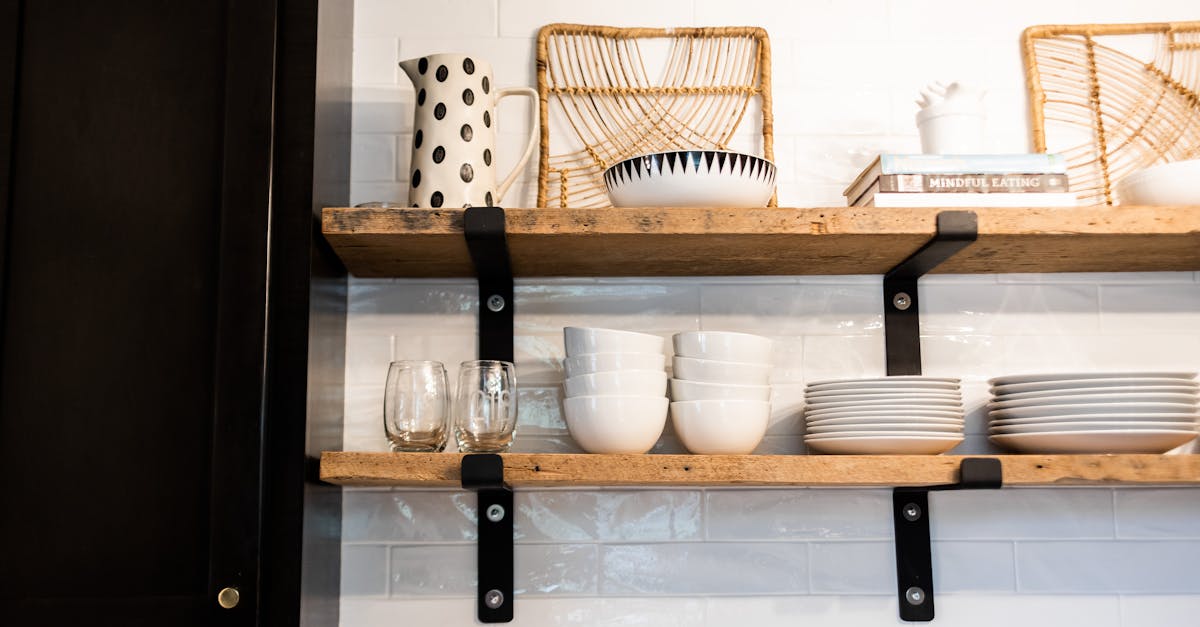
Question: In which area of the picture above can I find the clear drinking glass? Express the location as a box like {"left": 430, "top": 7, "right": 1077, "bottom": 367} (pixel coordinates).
{"left": 453, "top": 360, "right": 518, "bottom": 452}
{"left": 383, "top": 360, "right": 449, "bottom": 452}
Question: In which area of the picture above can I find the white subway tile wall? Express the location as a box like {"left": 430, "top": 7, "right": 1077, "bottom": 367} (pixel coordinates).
{"left": 344, "top": 0, "right": 1200, "bottom": 624}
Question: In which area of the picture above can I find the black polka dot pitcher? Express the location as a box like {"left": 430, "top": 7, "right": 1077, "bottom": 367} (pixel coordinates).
{"left": 400, "top": 54, "right": 539, "bottom": 208}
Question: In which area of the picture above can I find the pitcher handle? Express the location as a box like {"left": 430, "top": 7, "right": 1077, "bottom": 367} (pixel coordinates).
{"left": 494, "top": 86, "right": 540, "bottom": 204}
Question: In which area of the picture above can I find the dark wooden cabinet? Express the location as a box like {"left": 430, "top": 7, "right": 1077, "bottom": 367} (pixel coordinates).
{"left": 0, "top": 1, "right": 350, "bottom": 625}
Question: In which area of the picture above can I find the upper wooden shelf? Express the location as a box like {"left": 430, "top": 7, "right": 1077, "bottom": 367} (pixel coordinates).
{"left": 320, "top": 452, "right": 1200, "bottom": 487}
{"left": 321, "top": 206, "right": 1200, "bottom": 277}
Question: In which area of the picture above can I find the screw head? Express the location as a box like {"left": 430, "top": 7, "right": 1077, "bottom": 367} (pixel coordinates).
{"left": 902, "top": 502, "right": 922, "bottom": 522}
{"left": 486, "top": 294, "right": 506, "bottom": 312}
{"left": 484, "top": 589, "right": 505, "bottom": 609}
{"left": 217, "top": 587, "right": 240, "bottom": 609}
{"left": 893, "top": 292, "right": 912, "bottom": 310}
{"left": 486, "top": 503, "right": 506, "bottom": 522}
{"left": 905, "top": 586, "right": 926, "bottom": 605}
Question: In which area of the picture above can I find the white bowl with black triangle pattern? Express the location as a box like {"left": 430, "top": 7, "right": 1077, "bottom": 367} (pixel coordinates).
{"left": 603, "top": 150, "right": 776, "bottom": 208}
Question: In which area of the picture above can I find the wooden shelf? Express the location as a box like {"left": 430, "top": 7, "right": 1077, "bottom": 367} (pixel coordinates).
{"left": 320, "top": 452, "right": 1200, "bottom": 487}
{"left": 322, "top": 206, "right": 1200, "bottom": 277}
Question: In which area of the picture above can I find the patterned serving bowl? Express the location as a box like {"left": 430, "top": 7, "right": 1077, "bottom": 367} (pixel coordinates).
{"left": 603, "top": 150, "right": 776, "bottom": 208}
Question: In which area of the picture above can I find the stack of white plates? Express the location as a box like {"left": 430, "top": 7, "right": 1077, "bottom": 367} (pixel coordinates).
{"left": 803, "top": 377, "right": 964, "bottom": 454}
{"left": 987, "top": 372, "right": 1200, "bottom": 453}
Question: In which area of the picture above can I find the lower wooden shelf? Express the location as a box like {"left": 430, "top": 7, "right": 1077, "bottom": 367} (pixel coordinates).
{"left": 320, "top": 451, "right": 1200, "bottom": 487}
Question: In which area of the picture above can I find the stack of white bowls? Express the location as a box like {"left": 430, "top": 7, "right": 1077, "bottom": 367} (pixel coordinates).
{"left": 669, "top": 331, "right": 773, "bottom": 454}
{"left": 987, "top": 372, "right": 1200, "bottom": 453}
{"left": 561, "top": 327, "right": 669, "bottom": 454}
{"left": 803, "top": 376, "right": 965, "bottom": 454}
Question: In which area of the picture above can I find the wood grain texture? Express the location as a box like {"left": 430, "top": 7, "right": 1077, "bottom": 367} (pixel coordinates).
{"left": 320, "top": 452, "right": 1200, "bottom": 487}
{"left": 321, "top": 206, "right": 1200, "bottom": 277}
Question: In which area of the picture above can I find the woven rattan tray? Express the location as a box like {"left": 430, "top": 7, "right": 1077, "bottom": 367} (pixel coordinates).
{"left": 536, "top": 24, "right": 774, "bottom": 208}
{"left": 1023, "top": 21, "right": 1200, "bottom": 205}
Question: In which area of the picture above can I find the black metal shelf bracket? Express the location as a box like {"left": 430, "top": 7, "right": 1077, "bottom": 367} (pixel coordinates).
{"left": 884, "top": 211, "right": 978, "bottom": 376}
{"left": 462, "top": 454, "right": 514, "bottom": 623}
{"left": 893, "top": 457, "right": 1002, "bottom": 622}
{"left": 464, "top": 206, "right": 514, "bottom": 363}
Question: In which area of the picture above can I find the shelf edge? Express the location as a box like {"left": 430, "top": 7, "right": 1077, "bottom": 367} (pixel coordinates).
{"left": 320, "top": 451, "right": 1200, "bottom": 487}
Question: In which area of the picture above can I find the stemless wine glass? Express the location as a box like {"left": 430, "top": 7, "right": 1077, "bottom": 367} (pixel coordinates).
{"left": 383, "top": 360, "right": 449, "bottom": 452}
{"left": 453, "top": 360, "right": 518, "bottom": 452}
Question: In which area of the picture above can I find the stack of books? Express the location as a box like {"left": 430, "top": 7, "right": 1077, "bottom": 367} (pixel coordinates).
{"left": 844, "top": 154, "right": 1077, "bottom": 207}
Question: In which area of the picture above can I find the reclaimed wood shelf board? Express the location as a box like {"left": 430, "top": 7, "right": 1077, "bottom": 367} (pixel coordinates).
{"left": 321, "top": 206, "right": 1200, "bottom": 277}
{"left": 320, "top": 452, "right": 1200, "bottom": 487}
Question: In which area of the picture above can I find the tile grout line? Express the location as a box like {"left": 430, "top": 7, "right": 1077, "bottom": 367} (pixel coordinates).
{"left": 1110, "top": 488, "right": 1120, "bottom": 539}
{"left": 1010, "top": 539, "right": 1020, "bottom": 595}
{"left": 383, "top": 543, "right": 393, "bottom": 598}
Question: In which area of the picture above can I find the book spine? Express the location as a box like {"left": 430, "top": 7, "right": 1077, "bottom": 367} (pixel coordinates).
{"left": 879, "top": 154, "right": 1068, "bottom": 174}
{"left": 878, "top": 173, "right": 1069, "bottom": 193}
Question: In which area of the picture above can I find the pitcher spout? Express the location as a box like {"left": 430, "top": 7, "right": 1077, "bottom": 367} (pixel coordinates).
{"left": 399, "top": 57, "right": 422, "bottom": 84}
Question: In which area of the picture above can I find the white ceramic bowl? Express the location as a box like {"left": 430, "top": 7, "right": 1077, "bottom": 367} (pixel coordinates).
{"left": 1117, "top": 159, "right": 1200, "bottom": 206}
{"left": 672, "top": 356, "right": 771, "bottom": 385}
{"left": 563, "top": 396, "right": 669, "bottom": 454}
{"left": 670, "top": 400, "right": 771, "bottom": 454}
{"left": 672, "top": 331, "right": 772, "bottom": 363}
{"left": 564, "top": 327, "right": 664, "bottom": 357}
{"left": 603, "top": 150, "right": 776, "bottom": 208}
{"left": 670, "top": 378, "right": 771, "bottom": 402}
{"left": 564, "top": 370, "right": 668, "bottom": 398}
{"left": 563, "top": 352, "right": 665, "bottom": 378}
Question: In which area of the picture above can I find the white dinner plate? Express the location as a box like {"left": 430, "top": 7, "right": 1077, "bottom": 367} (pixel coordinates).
{"left": 805, "top": 435, "right": 963, "bottom": 455}
{"left": 989, "top": 402, "right": 1197, "bottom": 420}
{"left": 807, "top": 415, "right": 965, "bottom": 427}
{"left": 806, "top": 397, "right": 963, "bottom": 410}
{"left": 807, "top": 393, "right": 962, "bottom": 405}
{"left": 989, "top": 429, "right": 1198, "bottom": 454}
{"left": 992, "top": 377, "right": 1199, "bottom": 396}
{"left": 806, "top": 378, "right": 959, "bottom": 392}
{"left": 807, "top": 376, "right": 959, "bottom": 386}
{"left": 805, "top": 405, "right": 964, "bottom": 420}
{"left": 993, "top": 385, "right": 1200, "bottom": 402}
{"left": 989, "top": 372, "right": 1196, "bottom": 386}
{"left": 807, "top": 422, "right": 962, "bottom": 434}
{"left": 988, "top": 420, "right": 1199, "bottom": 434}
{"left": 989, "top": 412, "right": 1198, "bottom": 426}
{"left": 804, "top": 407, "right": 964, "bottom": 420}
{"left": 805, "top": 430, "right": 964, "bottom": 440}
{"left": 806, "top": 387, "right": 961, "bottom": 398}
{"left": 988, "top": 392, "right": 1199, "bottom": 410}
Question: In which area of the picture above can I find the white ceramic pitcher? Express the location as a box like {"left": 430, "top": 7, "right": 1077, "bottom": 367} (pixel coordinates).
{"left": 400, "top": 53, "right": 539, "bottom": 208}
